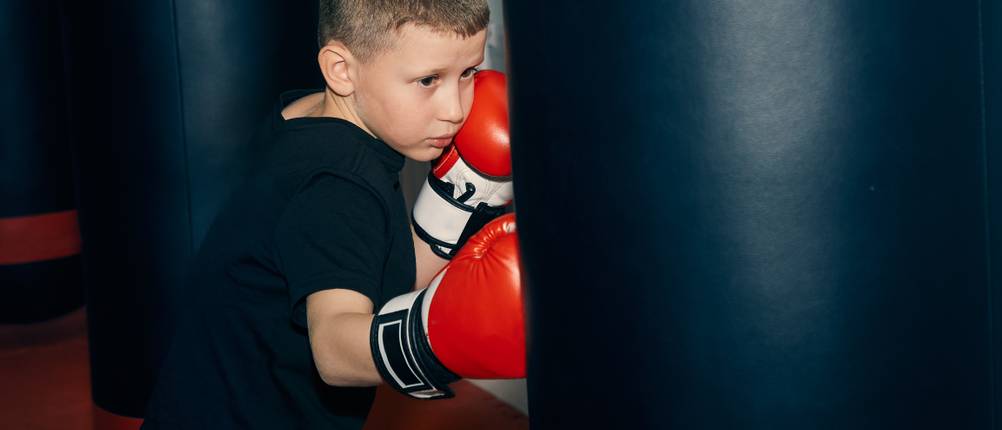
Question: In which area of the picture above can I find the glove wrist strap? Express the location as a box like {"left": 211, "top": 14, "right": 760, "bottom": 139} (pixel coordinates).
{"left": 370, "top": 289, "right": 460, "bottom": 399}
{"left": 412, "top": 174, "right": 509, "bottom": 260}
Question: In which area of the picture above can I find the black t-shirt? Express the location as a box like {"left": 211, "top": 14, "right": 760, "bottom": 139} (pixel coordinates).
{"left": 143, "top": 90, "right": 416, "bottom": 429}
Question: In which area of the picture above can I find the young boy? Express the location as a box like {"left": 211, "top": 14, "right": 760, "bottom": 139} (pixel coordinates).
{"left": 142, "top": 0, "right": 523, "bottom": 428}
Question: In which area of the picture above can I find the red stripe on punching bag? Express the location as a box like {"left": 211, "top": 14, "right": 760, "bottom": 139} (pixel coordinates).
{"left": 93, "top": 403, "right": 143, "bottom": 430}
{"left": 0, "top": 210, "right": 81, "bottom": 265}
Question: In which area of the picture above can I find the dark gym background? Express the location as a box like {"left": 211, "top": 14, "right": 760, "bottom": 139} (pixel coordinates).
{"left": 2, "top": 0, "right": 524, "bottom": 428}
{"left": 2, "top": 0, "right": 1000, "bottom": 429}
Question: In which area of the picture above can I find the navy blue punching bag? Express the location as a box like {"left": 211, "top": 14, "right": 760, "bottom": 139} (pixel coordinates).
{"left": 506, "top": 1, "right": 996, "bottom": 428}
{"left": 70, "top": 0, "right": 319, "bottom": 419}
{"left": 984, "top": 0, "right": 1002, "bottom": 424}
{"left": 0, "top": 1, "right": 83, "bottom": 324}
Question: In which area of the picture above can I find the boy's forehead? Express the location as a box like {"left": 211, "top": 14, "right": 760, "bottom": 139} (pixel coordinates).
{"left": 381, "top": 24, "right": 486, "bottom": 71}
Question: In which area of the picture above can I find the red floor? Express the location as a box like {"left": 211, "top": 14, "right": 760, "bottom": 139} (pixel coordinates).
{"left": 0, "top": 308, "right": 101, "bottom": 430}
{"left": 0, "top": 308, "right": 527, "bottom": 430}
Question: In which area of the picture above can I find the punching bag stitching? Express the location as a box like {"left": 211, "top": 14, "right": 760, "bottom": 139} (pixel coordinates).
{"left": 976, "top": 1, "right": 997, "bottom": 427}
{"left": 167, "top": 0, "right": 195, "bottom": 254}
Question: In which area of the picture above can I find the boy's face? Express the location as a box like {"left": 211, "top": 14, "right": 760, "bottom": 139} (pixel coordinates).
{"left": 352, "top": 24, "right": 487, "bottom": 162}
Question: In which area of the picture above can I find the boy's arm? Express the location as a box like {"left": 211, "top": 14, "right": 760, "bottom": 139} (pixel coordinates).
{"left": 305, "top": 228, "right": 449, "bottom": 387}
{"left": 302, "top": 199, "right": 486, "bottom": 388}
{"left": 413, "top": 226, "right": 449, "bottom": 290}
{"left": 305, "top": 228, "right": 506, "bottom": 387}
{"left": 306, "top": 288, "right": 380, "bottom": 386}
{"left": 308, "top": 216, "right": 525, "bottom": 394}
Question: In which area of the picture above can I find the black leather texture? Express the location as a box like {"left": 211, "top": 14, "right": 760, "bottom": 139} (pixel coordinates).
{"left": 69, "top": 0, "right": 320, "bottom": 416}
{"left": 506, "top": 1, "right": 995, "bottom": 427}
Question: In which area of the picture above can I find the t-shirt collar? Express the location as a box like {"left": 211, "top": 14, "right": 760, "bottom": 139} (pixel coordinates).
{"left": 278, "top": 90, "right": 406, "bottom": 173}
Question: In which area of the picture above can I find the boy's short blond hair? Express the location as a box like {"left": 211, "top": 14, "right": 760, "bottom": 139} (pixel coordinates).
{"left": 318, "top": 0, "right": 489, "bottom": 63}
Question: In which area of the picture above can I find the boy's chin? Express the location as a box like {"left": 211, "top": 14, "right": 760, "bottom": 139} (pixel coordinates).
{"left": 406, "top": 146, "right": 445, "bottom": 162}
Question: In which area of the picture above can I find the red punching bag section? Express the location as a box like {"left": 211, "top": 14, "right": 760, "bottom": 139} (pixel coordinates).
{"left": 0, "top": 1, "right": 89, "bottom": 428}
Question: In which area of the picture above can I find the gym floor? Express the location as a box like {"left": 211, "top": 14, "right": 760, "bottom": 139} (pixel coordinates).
{"left": 0, "top": 309, "right": 98, "bottom": 429}
{"left": 0, "top": 308, "right": 528, "bottom": 430}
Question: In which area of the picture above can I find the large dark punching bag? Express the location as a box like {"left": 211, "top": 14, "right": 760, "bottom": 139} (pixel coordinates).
{"left": 506, "top": 1, "right": 994, "bottom": 428}
{"left": 71, "top": 0, "right": 319, "bottom": 419}
{"left": 984, "top": 0, "right": 1002, "bottom": 423}
{"left": 0, "top": 1, "right": 83, "bottom": 323}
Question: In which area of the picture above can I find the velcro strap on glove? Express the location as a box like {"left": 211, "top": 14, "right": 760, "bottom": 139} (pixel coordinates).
{"left": 370, "top": 289, "right": 459, "bottom": 399}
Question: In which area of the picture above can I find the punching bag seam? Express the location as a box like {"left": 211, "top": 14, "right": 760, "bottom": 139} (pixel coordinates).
{"left": 976, "top": 1, "right": 998, "bottom": 427}
{"left": 168, "top": 0, "right": 195, "bottom": 254}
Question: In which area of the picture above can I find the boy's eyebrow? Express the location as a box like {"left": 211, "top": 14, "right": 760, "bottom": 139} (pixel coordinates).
{"left": 412, "top": 58, "right": 485, "bottom": 77}
{"left": 415, "top": 67, "right": 451, "bottom": 76}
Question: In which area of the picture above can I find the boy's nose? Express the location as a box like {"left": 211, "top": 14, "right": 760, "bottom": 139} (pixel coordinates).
{"left": 439, "top": 89, "right": 465, "bottom": 124}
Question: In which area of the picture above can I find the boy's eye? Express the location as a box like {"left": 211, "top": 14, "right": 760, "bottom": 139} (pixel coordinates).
{"left": 418, "top": 76, "right": 438, "bottom": 88}
{"left": 460, "top": 67, "right": 479, "bottom": 79}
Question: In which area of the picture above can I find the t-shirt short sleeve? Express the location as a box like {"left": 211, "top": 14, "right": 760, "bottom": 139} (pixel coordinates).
{"left": 274, "top": 173, "right": 388, "bottom": 328}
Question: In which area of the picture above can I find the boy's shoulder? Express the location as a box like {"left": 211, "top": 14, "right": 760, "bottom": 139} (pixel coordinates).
{"left": 245, "top": 91, "right": 403, "bottom": 203}
{"left": 258, "top": 90, "right": 377, "bottom": 167}
{"left": 280, "top": 91, "right": 324, "bottom": 121}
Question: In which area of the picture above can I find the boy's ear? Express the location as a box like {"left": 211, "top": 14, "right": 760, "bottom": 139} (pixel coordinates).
{"left": 318, "top": 42, "right": 355, "bottom": 97}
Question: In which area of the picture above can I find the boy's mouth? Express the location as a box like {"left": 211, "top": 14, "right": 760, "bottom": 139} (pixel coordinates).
{"left": 428, "top": 135, "right": 456, "bottom": 148}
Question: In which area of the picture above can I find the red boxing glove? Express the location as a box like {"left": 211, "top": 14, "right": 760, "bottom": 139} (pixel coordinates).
{"left": 371, "top": 213, "right": 524, "bottom": 399}
{"left": 426, "top": 213, "right": 523, "bottom": 378}
{"left": 438, "top": 69, "right": 511, "bottom": 178}
{"left": 412, "top": 70, "right": 514, "bottom": 259}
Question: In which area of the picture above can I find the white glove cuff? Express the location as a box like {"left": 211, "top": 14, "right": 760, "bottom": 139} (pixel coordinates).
{"left": 412, "top": 177, "right": 474, "bottom": 251}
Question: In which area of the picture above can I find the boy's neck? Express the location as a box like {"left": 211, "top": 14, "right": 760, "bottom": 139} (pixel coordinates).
{"left": 281, "top": 89, "right": 376, "bottom": 139}
{"left": 318, "top": 90, "right": 376, "bottom": 138}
